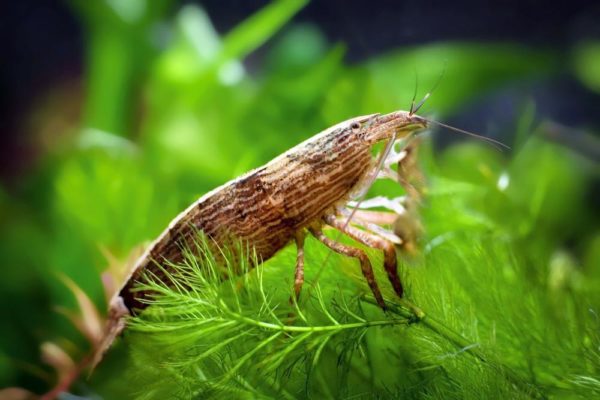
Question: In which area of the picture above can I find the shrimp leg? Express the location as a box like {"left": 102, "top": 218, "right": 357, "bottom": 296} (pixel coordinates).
{"left": 293, "top": 231, "right": 306, "bottom": 300}
{"left": 309, "top": 225, "right": 386, "bottom": 309}
{"left": 323, "top": 214, "right": 403, "bottom": 299}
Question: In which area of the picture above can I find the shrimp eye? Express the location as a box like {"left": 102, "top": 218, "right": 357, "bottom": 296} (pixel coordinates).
{"left": 350, "top": 122, "right": 361, "bottom": 131}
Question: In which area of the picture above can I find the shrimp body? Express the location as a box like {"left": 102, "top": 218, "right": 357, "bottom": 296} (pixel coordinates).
{"left": 95, "top": 110, "right": 426, "bottom": 367}
{"left": 120, "top": 111, "right": 425, "bottom": 310}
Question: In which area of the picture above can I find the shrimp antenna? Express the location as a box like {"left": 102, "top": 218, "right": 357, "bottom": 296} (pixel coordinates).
{"left": 422, "top": 117, "right": 510, "bottom": 151}
{"left": 410, "top": 60, "right": 447, "bottom": 116}
{"left": 409, "top": 67, "right": 419, "bottom": 115}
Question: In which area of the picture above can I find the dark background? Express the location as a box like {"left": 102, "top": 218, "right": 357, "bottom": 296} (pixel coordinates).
{"left": 2, "top": 0, "right": 600, "bottom": 181}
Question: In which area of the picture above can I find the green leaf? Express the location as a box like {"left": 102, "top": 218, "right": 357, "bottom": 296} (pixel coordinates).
{"left": 219, "top": 0, "right": 309, "bottom": 64}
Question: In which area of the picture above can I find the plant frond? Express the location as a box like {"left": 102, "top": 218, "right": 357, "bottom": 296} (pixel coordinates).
{"left": 123, "top": 231, "right": 415, "bottom": 399}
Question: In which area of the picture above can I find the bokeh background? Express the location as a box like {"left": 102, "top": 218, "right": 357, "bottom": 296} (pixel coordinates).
{"left": 1, "top": 0, "right": 599, "bottom": 397}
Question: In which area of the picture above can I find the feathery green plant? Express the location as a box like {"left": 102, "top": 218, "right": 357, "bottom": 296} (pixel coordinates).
{"left": 121, "top": 233, "right": 416, "bottom": 399}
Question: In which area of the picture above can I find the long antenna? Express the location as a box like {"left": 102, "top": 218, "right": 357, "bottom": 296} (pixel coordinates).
{"left": 410, "top": 60, "right": 447, "bottom": 116}
{"left": 410, "top": 67, "right": 419, "bottom": 115}
{"left": 424, "top": 117, "right": 510, "bottom": 151}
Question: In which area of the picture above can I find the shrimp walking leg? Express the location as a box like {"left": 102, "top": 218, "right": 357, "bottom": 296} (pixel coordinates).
{"left": 309, "top": 225, "right": 386, "bottom": 309}
{"left": 293, "top": 231, "right": 306, "bottom": 300}
{"left": 323, "top": 215, "right": 403, "bottom": 299}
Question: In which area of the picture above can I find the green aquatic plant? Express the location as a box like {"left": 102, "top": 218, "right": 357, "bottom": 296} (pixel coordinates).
{"left": 89, "top": 134, "right": 597, "bottom": 400}
{"left": 122, "top": 233, "right": 420, "bottom": 399}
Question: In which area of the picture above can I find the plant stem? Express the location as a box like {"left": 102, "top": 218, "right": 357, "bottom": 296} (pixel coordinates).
{"left": 223, "top": 306, "right": 410, "bottom": 333}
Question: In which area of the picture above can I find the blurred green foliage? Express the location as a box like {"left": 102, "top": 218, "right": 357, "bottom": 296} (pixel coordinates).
{"left": 0, "top": 1, "right": 598, "bottom": 398}
{"left": 573, "top": 41, "right": 600, "bottom": 94}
